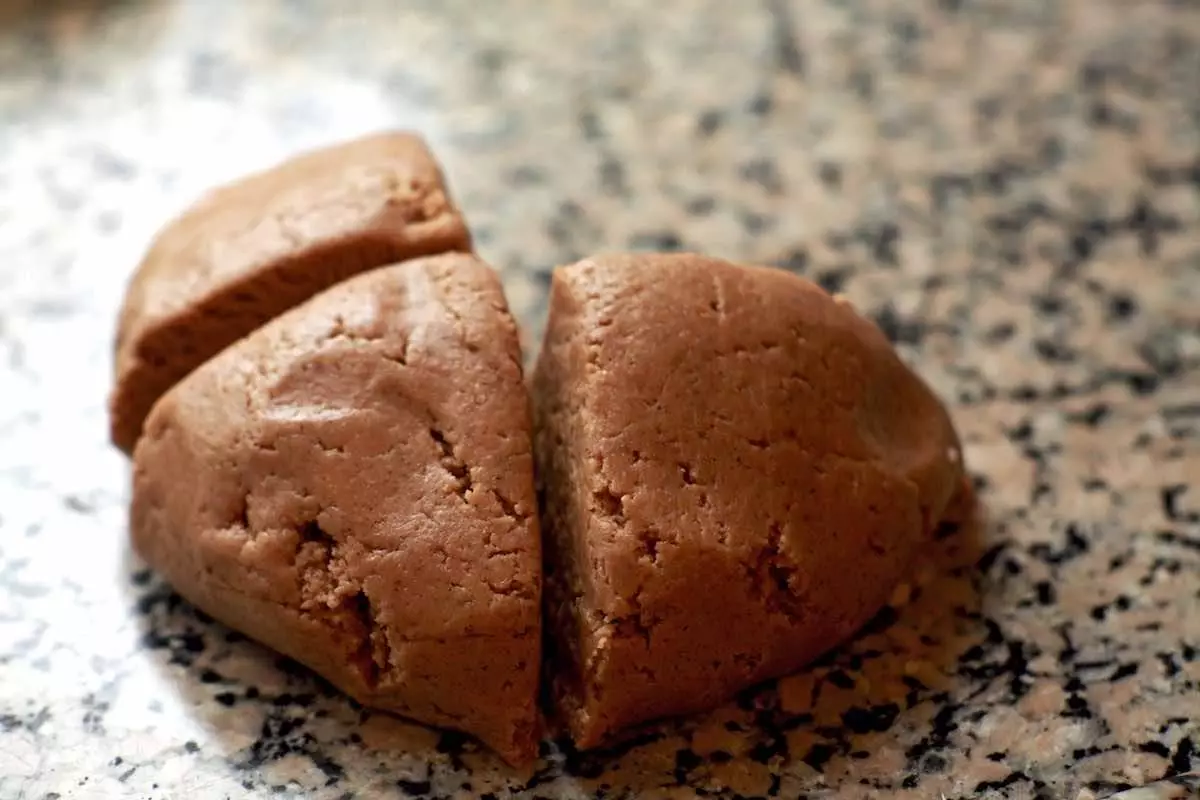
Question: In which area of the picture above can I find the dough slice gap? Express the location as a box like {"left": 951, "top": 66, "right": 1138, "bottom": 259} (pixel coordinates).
{"left": 131, "top": 254, "right": 541, "bottom": 765}
{"left": 111, "top": 131, "right": 472, "bottom": 454}
{"left": 532, "top": 253, "right": 965, "bottom": 748}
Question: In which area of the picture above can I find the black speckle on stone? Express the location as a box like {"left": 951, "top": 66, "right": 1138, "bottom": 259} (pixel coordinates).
{"left": 1007, "top": 421, "right": 1034, "bottom": 443}
{"left": 1156, "top": 530, "right": 1200, "bottom": 553}
{"left": 686, "top": 196, "right": 716, "bottom": 216}
{"left": 63, "top": 494, "right": 93, "bottom": 513}
{"left": 983, "top": 322, "right": 1016, "bottom": 344}
{"left": 739, "top": 157, "right": 784, "bottom": 195}
{"left": 748, "top": 92, "right": 773, "bottom": 116}
{"left": 131, "top": 569, "right": 153, "bottom": 587}
{"left": 815, "top": 268, "right": 848, "bottom": 294}
{"left": 673, "top": 748, "right": 704, "bottom": 782}
{"left": 1127, "top": 371, "right": 1160, "bottom": 395}
{"left": 396, "top": 777, "right": 432, "bottom": 796}
{"left": 214, "top": 692, "right": 237, "bottom": 707}
{"left": 902, "top": 774, "right": 919, "bottom": 789}
{"left": 977, "top": 772, "right": 1031, "bottom": 792}
{"left": 976, "top": 542, "right": 1008, "bottom": 574}
{"left": 741, "top": 211, "right": 772, "bottom": 235}
{"left": 802, "top": 742, "right": 836, "bottom": 771}
{"left": 842, "top": 703, "right": 900, "bottom": 734}
{"left": 849, "top": 69, "right": 874, "bottom": 100}
{"left": 598, "top": 156, "right": 626, "bottom": 196}
{"left": 508, "top": 165, "right": 545, "bottom": 186}
{"left": 818, "top": 161, "right": 842, "bottom": 188}
{"left": 436, "top": 729, "right": 470, "bottom": 757}
{"left": 1034, "top": 338, "right": 1074, "bottom": 363}
{"left": 199, "top": 669, "right": 223, "bottom": 684}
{"left": 180, "top": 633, "right": 205, "bottom": 653}
{"left": 1107, "top": 292, "right": 1138, "bottom": 321}
{"left": 867, "top": 222, "right": 900, "bottom": 266}
{"left": 871, "top": 303, "right": 924, "bottom": 345}
{"left": 1139, "top": 740, "right": 1172, "bottom": 758}
{"left": 921, "top": 753, "right": 948, "bottom": 774}
{"left": 697, "top": 109, "right": 723, "bottom": 137}
{"left": 1069, "top": 229, "right": 1095, "bottom": 262}
{"left": 1110, "top": 662, "right": 1140, "bottom": 682}
{"left": 1127, "top": 197, "right": 1173, "bottom": 256}
{"left": 578, "top": 109, "right": 603, "bottom": 142}
{"left": 1064, "top": 692, "right": 1092, "bottom": 719}
{"left": 827, "top": 669, "right": 856, "bottom": 690}
{"left": 1029, "top": 523, "right": 1090, "bottom": 565}
{"left": 183, "top": 740, "right": 200, "bottom": 753}
{"left": 628, "top": 231, "right": 683, "bottom": 252}
{"left": 1168, "top": 736, "right": 1195, "bottom": 777}
{"left": 1034, "top": 581, "right": 1056, "bottom": 605}
{"left": 1032, "top": 294, "right": 1063, "bottom": 315}
{"left": 931, "top": 173, "right": 973, "bottom": 210}
{"left": 1089, "top": 100, "right": 1115, "bottom": 126}
{"left": 1139, "top": 332, "right": 1183, "bottom": 378}
{"left": 765, "top": 0, "right": 805, "bottom": 76}
{"left": 1067, "top": 403, "right": 1109, "bottom": 427}
{"left": 776, "top": 248, "right": 808, "bottom": 274}
{"left": 1010, "top": 384, "right": 1039, "bottom": 402}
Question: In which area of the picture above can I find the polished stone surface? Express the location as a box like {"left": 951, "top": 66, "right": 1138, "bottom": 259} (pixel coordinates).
{"left": 1, "top": 1, "right": 1198, "bottom": 797}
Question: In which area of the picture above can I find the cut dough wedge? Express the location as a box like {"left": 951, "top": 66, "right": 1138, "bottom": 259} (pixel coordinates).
{"left": 532, "top": 253, "right": 964, "bottom": 748}
{"left": 131, "top": 254, "right": 540, "bottom": 764}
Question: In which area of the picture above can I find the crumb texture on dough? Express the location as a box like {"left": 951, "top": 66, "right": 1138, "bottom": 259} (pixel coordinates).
{"left": 533, "top": 253, "right": 964, "bottom": 748}
{"left": 131, "top": 254, "right": 540, "bottom": 764}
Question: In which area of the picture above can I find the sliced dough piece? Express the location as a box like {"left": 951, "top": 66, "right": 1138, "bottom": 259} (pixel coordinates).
{"left": 131, "top": 254, "right": 540, "bottom": 764}
{"left": 532, "top": 253, "right": 964, "bottom": 748}
{"left": 110, "top": 131, "right": 472, "bottom": 454}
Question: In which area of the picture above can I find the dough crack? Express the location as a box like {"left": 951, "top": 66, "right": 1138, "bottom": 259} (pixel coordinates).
{"left": 748, "top": 520, "right": 807, "bottom": 622}
{"left": 293, "top": 519, "right": 391, "bottom": 687}
{"left": 430, "top": 427, "right": 473, "bottom": 499}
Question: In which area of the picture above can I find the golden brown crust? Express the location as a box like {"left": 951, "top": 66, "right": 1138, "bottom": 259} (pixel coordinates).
{"left": 110, "top": 132, "right": 472, "bottom": 454}
{"left": 131, "top": 255, "right": 540, "bottom": 765}
{"left": 532, "top": 253, "right": 963, "bottom": 748}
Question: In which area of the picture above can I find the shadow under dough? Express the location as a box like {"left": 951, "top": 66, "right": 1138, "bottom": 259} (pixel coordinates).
{"left": 506, "top": 491, "right": 990, "bottom": 795}
{"left": 118, "top": 541, "right": 537, "bottom": 793}
{"left": 117, "top": 492, "right": 989, "bottom": 795}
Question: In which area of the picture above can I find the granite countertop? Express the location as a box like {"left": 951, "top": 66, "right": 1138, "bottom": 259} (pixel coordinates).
{"left": 1, "top": 1, "right": 1198, "bottom": 798}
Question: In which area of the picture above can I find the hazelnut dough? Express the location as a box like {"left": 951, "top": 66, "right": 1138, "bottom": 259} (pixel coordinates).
{"left": 110, "top": 132, "right": 472, "bottom": 454}
{"left": 532, "top": 253, "right": 964, "bottom": 748}
{"left": 131, "top": 255, "right": 541, "bottom": 764}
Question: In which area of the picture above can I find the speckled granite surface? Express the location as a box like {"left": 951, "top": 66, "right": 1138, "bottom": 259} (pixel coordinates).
{"left": 1, "top": 1, "right": 1198, "bottom": 798}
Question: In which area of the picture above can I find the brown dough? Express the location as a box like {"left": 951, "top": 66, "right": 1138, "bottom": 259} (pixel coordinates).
{"left": 131, "top": 254, "right": 541, "bottom": 765}
{"left": 110, "top": 131, "right": 472, "bottom": 454}
{"left": 532, "top": 253, "right": 964, "bottom": 749}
